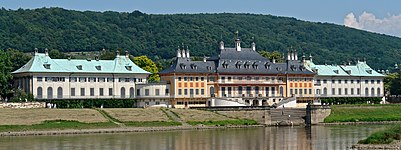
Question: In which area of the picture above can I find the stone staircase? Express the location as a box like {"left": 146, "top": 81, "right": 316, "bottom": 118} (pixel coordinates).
{"left": 269, "top": 108, "right": 306, "bottom": 125}
{"left": 275, "top": 97, "right": 296, "bottom": 108}
{"left": 215, "top": 97, "right": 251, "bottom": 106}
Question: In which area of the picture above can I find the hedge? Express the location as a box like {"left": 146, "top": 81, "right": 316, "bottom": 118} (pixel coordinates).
{"left": 321, "top": 97, "right": 382, "bottom": 105}
{"left": 38, "top": 99, "right": 137, "bottom": 108}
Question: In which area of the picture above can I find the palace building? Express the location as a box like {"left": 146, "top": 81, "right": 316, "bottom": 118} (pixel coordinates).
{"left": 159, "top": 39, "right": 315, "bottom": 108}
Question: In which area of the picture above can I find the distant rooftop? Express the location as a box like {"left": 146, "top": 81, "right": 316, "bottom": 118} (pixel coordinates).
{"left": 304, "top": 60, "right": 384, "bottom": 77}
{"left": 12, "top": 51, "right": 150, "bottom": 74}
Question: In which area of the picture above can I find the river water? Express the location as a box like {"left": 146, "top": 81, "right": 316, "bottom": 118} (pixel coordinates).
{"left": 0, "top": 125, "right": 391, "bottom": 150}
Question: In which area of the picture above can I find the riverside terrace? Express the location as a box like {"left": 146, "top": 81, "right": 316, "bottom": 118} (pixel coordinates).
{"left": 11, "top": 38, "right": 384, "bottom": 108}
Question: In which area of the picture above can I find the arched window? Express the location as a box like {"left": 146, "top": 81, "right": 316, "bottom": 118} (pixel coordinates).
{"left": 57, "top": 87, "right": 63, "bottom": 99}
{"left": 255, "top": 86, "right": 259, "bottom": 95}
{"left": 37, "top": 87, "right": 43, "bottom": 99}
{"left": 121, "top": 87, "right": 126, "bottom": 98}
{"left": 238, "top": 86, "right": 243, "bottom": 95}
{"left": 210, "top": 87, "right": 215, "bottom": 96}
{"left": 377, "top": 88, "right": 381, "bottom": 96}
{"left": 371, "top": 88, "right": 375, "bottom": 96}
{"left": 47, "top": 87, "right": 53, "bottom": 99}
{"left": 130, "top": 87, "right": 134, "bottom": 98}
{"left": 365, "top": 88, "right": 369, "bottom": 96}
{"left": 279, "top": 87, "right": 284, "bottom": 97}
{"left": 323, "top": 87, "right": 327, "bottom": 95}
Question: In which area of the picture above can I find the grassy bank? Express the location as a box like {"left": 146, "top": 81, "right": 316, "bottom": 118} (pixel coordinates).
{"left": 358, "top": 125, "right": 401, "bottom": 144}
{"left": 0, "top": 120, "right": 117, "bottom": 132}
{"left": 187, "top": 119, "right": 258, "bottom": 126}
{"left": 324, "top": 104, "right": 401, "bottom": 123}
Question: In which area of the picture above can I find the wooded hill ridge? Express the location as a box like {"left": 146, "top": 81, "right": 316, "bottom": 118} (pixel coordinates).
{"left": 1, "top": 7, "right": 401, "bottom": 69}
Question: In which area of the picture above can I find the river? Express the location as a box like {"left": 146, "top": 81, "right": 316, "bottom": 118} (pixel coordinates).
{"left": 0, "top": 125, "right": 391, "bottom": 150}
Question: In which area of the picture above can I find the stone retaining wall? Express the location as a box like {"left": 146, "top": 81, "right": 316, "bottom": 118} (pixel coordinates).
{"left": 0, "top": 102, "right": 46, "bottom": 108}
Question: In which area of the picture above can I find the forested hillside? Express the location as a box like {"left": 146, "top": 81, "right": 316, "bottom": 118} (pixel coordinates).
{"left": 1, "top": 7, "right": 401, "bottom": 69}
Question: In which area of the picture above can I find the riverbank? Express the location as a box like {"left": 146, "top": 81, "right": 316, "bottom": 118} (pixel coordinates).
{"left": 352, "top": 125, "right": 401, "bottom": 149}
{"left": 0, "top": 124, "right": 264, "bottom": 136}
{"left": 323, "top": 104, "right": 401, "bottom": 123}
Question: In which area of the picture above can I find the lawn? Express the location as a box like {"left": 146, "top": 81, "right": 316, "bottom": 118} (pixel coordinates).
{"left": 170, "top": 109, "right": 233, "bottom": 122}
{"left": 0, "top": 108, "right": 108, "bottom": 125}
{"left": 324, "top": 104, "right": 401, "bottom": 123}
{"left": 358, "top": 125, "right": 401, "bottom": 144}
{"left": 0, "top": 120, "right": 117, "bottom": 132}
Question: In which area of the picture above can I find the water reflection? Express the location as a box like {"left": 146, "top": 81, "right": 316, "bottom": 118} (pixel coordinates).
{"left": 0, "top": 125, "right": 390, "bottom": 150}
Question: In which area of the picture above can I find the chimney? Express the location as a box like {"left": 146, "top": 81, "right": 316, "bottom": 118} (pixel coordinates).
{"left": 125, "top": 51, "right": 129, "bottom": 58}
{"left": 309, "top": 54, "right": 313, "bottom": 62}
{"left": 235, "top": 39, "right": 241, "bottom": 51}
{"left": 182, "top": 49, "right": 186, "bottom": 58}
{"left": 273, "top": 58, "right": 276, "bottom": 63}
{"left": 186, "top": 46, "right": 190, "bottom": 58}
{"left": 68, "top": 55, "right": 71, "bottom": 61}
{"left": 177, "top": 46, "right": 181, "bottom": 58}
{"left": 95, "top": 55, "right": 99, "bottom": 61}
{"left": 219, "top": 41, "right": 224, "bottom": 50}
{"left": 203, "top": 56, "right": 207, "bottom": 62}
{"left": 45, "top": 48, "right": 49, "bottom": 56}
{"left": 34, "top": 48, "right": 38, "bottom": 55}
{"left": 287, "top": 51, "right": 291, "bottom": 60}
{"left": 302, "top": 54, "right": 306, "bottom": 63}
{"left": 291, "top": 51, "right": 295, "bottom": 60}
{"left": 294, "top": 50, "right": 298, "bottom": 60}
{"left": 251, "top": 42, "right": 256, "bottom": 51}
{"left": 116, "top": 50, "right": 120, "bottom": 56}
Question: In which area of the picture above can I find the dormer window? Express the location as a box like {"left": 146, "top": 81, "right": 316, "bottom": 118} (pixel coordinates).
{"left": 235, "top": 62, "right": 241, "bottom": 69}
{"left": 43, "top": 64, "right": 51, "bottom": 69}
{"left": 179, "top": 63, "right": 186, "bottom": 69}
{"left": 190, "top": 64, "right": 198, "bottom": 70}
{"left": 76, "top": 65, "right": 82, "bottom": 70}
{"left": 125, "top": 66, "right": 132, "bottom": 71}
{"left": 222, "top": 61, "right": 229, "bottom": 69}
{"left": 95, "top": 66, "right": 102, "bottom": 71}
{"left": 264, "top": 63, "right": 270, "bottom": 69}
{"left": 252, "top": 62, "right": 258, "bottom": 69}
{"left": 333, "top": 70, "right": 339, "bottom": 74}
{"left": 345, "top": 70, "right": 351, "bottom": 74}
{"left": 366, "top": 70, "right": 372, "bottom": 74}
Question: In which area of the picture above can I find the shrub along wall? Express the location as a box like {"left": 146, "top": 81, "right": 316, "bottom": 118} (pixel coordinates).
{"left": 38, "top": 99, "right": 137, "bottom": 108}
{"left": 321, "top": 97, "right": 382, "bottom": 105}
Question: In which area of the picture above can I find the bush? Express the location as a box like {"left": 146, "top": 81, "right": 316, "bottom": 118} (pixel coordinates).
{"left": 359, "top": 125, "right": 401, "bottom": 144}
{"left": 38, "top": 99, "right": 137, "bottom": 108}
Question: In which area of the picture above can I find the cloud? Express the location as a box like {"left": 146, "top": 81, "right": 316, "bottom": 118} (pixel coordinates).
{"left": 344, "top": 12, "right": 401, "bottom": 37}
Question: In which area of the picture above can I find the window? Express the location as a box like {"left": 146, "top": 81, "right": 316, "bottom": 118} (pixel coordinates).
{"left": 71, "top": 88, "right": 75, "bottom": 96}
{"left": 351, "top": 80, "right": 354, "bottom": 84}
{"left": 365, "top": 80, "right": 368, "bottom": 84}
{"left": 254, "top": 77, "right": 259, "bottom": 81}
{"left": 221, "top": 77, "right": 225, "bottom": 82}
{"left": 365, "top": 88, "right": 369, "bottom": 96}
{"left": 80, "top": 88, "right": 85, "bottom": 96}
{"left": 371, "top": 80, "right": 374, "bottom": 84}
{"left": 338, "top": 88, "right": 342, "bottom": 95}
{"left": 338, "top": 80, "right": 341, "bottom": 84}
{"left": 299, "top": 89, "right": 303, "bottom": 95}
{"left": 371, "top": 88, "right": 375, "bottom": 96}
{"left": 345, "top": 88, "right": 348, "bottom": 95}
{"left": 99, "top": 88, "right": 104, "bottom": 96}
{"left": 195, "top": 77, "right": 199, "bottom": 81}
{"left": 344, "top": 80, "right": 347, "bottom": 84}
{"left": 316, "top": 79, "right": 321, "bottom": 84}
{"left": 254, "top": 87, "right": 259, "bottom": 95}
{"left": 155, "top": 89, "right": 160, "bottom": 96}
{"left": 70, "top": 77, "right": 77, "bottom": 82}
{"left": 228, "top": 77, "right": 232, "bottom": 81}
{"left": 190, "top": 89, "right": 194, "bottom": 97}
{"left": 221, "top": 87, "right": 225, "bottom": 97}
{"left": 98, "top": 77, "right": 105, "bottom": 82}
{"left": 377, "top": 88, "right": 381, "bottom": 96}
{"left": 47, "top": 87, "right": 53, "bottom": 99}
{"left": 136, "top": 89, "right": 140, "bottom": 96}
{"left": 165, "top": 89, "right": 169, "bottom": 95}
{"left": 265, "top": 87, "right": 269, "bottom": 96}
{"left": 332, "top": 80, "right": 335, "bottom": 84}
{"left": 89, "top": 77, "right": 96, "bottom": 82}
{"left": 178, "top": 89, "right": 182, "bottom": 95}
{"left": 37, "top": 87, "right": 43, "bottom": 98}
{"left": 195, "top": 89, "right": 199, "bottom": 95}
{"left": 107, "top": 78, "right": 114, "bottom": 82}
{"left": 351, "top": 88, "right": 354, "bottom": 95}
{"left": 184, "top": 77, "right": 188, "bottom": 81}
{"left": 323, "top": 88, "right": 327, "bottom": 95}
{"left": 57, "top": 87, "right": 63, "bottom": 98}
{"left": 201, "top": 89, "right": 205, "bottom": 95}
{"left": 294, "top": 88, "right": 298, "bottom": 94}
{"left": 357, "top": 88, "right": 360, "bottom": 95}
{"left": 323, "top": 80, "right": 327, "bottom": 84}
{"left": 125, "top": 78, "right": 130, "bottom": 82}
{"left": 178, "top": 77, "right": 182, "bottom": 81}
{"left": 90, "top": 88, "right": 95, "bottom": 96}
{"left": 332, "top": 88, "right": 335, "bottom": 95}
{"left": 290, "top": 89, "right": 293, "bottom": 95}
{"left": 377, "top": 80, "right": 381, "bottom": 84}
{"left": 271, "top": 87, "right": 275, "bottom": 96}
{"left": 201, "top": 77, "right": 204, "bottom": 81}
{"left": 37, "top": 77, "right": 43, "bottom": 82}
{"left": 190, "top": 77, "right": 193, "bottom": 81}
{"left": 357, "top": 80, "right": 360, "bottom": 84}
{"left": 145, "top": 89, "right": 149, "bottom": 96}
{"left": 184, "top": 89, "right": 188, "bottom": 95}
{"left": 316, "top": 89, "right": 320, "bottom": 95}
{"left": 109, "top": 88, "right": 113, "bottom": 96}
{"left": 247, "top": 76, "right": 251, "bottom": 80}
{"left": 309, "top": 89, "right": 312, "bottom": 95}
{"left": 239, "top": 86, "right": 243, "bottom": 95}
{"left": 130, "top": 87, "right": 134, "bottom": 98}
{"left": 79, "top": 77, "right": 87, "bottom": 82}
{"left": 304, "top": 89, "right": 307, "bottom": 95}
{"left": 121, "top": 87, "right": 126, "bottom": 98}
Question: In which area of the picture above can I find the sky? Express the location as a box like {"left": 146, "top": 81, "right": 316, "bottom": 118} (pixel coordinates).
{"left": 2, "top": 0, "right": 401, "bottom": 37}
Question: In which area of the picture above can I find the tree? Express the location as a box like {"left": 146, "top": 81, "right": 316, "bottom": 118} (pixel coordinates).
{"left": 259, "top": 50, "right": 284, "bottom": 63}
{"left": 0, "top": 50, "right": 13, "bottom": 100}
{"left": 6, "top": 49, "right": 32, "bottom": 71}
{"left": 131, "top": 55, "right": 160, "bottom": 82}
{"left": 49, "top": 49, "right": 67, "bottom": 59}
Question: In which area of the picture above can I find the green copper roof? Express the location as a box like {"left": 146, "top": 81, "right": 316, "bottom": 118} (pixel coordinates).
{"left": 12, "top": 53, "right": 150, "bottom": 74}
{"left": 304, "top": 60, "right": 384, "bottom": 77}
